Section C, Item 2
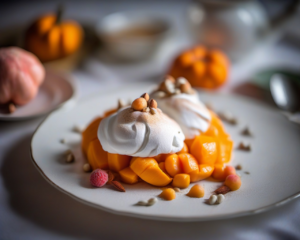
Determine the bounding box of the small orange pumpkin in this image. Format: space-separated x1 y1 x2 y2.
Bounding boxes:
169 46 230 89
25 6 83 62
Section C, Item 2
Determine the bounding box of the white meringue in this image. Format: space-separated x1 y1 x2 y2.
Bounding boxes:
98 107 185 157
151 91 211 139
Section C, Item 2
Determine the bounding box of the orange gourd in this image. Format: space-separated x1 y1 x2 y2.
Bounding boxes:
169 46 230 89
25 6 83 62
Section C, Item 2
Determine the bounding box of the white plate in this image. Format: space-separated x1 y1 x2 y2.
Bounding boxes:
0 70 76 121
31 82 300 222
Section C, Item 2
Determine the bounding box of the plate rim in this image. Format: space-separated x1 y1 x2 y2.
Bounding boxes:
30 82 300 222
0 70 78 121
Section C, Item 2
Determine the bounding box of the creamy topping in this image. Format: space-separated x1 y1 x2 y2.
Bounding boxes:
98 107 185 157
151 91 211 139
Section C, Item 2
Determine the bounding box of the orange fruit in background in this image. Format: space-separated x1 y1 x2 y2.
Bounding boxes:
169 46 230 89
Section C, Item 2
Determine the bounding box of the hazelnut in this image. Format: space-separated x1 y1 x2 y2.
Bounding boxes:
148 99 157 109
131 98 147 111
140 93 150 101
180 82 191 93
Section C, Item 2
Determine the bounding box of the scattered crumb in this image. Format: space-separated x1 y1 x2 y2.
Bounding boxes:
241 127 252 136
66 152 74 163
235 164 242 170
237 142 251 151
73 125 84 133
60 138 66 144
8 103 16 113
244 171 250 175
83 163 92 172
218 111 238 125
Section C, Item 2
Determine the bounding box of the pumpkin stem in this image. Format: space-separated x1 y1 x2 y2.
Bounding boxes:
56 4 64 24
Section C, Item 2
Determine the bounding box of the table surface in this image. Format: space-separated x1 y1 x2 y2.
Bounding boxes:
1 1 300 239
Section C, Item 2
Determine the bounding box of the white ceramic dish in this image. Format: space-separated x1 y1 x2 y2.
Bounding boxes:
0 70 76 121
31 82 300 222
96 11 171 61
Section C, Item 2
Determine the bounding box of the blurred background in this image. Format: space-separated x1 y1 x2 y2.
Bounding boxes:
1 1 300 239
1 0 300 104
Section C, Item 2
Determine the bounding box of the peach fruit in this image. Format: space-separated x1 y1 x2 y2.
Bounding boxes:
187 184 205 198
172 174 190 189
119 167 138 184
225 174 241 191
107 153 131 172
159 188 176 201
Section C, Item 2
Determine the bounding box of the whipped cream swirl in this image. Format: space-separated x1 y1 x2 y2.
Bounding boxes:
151 91 211 139
98 107 185 157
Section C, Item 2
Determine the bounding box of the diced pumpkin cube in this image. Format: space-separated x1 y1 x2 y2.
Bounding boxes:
212 163 226 181
154 153 173 162
158 162 168 175
172 174 190 188
140 165 172 187
184 139 195 148
107 153 131 172
178 153 199 174
216 138 233 163
165 154 183 177
189 164 214 182
87 138 108 170
130 157 157 175
119 167 138 184
81 117 102 155
190 136 217 165
177 142 189 154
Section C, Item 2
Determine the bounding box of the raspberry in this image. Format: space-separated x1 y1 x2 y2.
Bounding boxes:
90 169 108 187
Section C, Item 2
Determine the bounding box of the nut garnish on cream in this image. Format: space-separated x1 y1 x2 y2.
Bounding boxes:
98 93 185 157
151 76 211 139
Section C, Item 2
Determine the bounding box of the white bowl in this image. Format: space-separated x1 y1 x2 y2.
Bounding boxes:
96 12 171 61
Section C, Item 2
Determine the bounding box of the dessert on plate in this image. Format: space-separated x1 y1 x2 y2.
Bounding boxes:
81 79 237 191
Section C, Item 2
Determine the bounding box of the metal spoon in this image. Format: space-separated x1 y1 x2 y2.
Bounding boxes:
270 73 300 112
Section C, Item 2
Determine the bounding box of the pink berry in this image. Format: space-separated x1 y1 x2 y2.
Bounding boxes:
225 174 241 191
90 169 108 187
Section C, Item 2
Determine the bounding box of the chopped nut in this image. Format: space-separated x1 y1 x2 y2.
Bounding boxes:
175 77 187 87
209 195 217 205
118 99 126 109
83 163 92 172
215 185 231 195
173 187 180 192
216 194 225 204
66 153 74 163
73 125 84 133
110 181 126 192
218 111 238 125
147 198 158 206
140 93 150 101
180 82 191 94
136 201 148 206
150 108 156 115
174 89 181 95
237 142 251 151
8 103 16 113
241 127 252 136
142 107 150 112
235 164 242 170
155 91 166 98
148 99 157 108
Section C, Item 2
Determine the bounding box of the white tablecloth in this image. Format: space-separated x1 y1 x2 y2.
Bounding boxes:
1 1 300 239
